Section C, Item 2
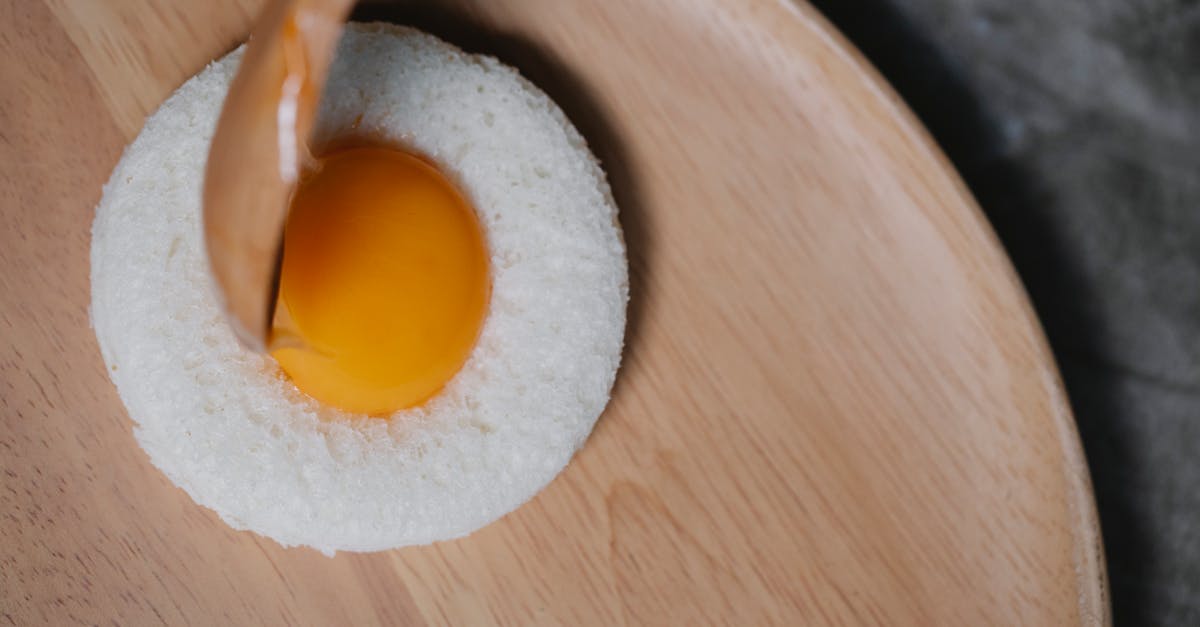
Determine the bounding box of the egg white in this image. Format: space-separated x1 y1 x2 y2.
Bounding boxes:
91 23 627 554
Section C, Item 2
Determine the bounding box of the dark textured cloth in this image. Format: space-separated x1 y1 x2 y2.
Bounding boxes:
806 0 1200 623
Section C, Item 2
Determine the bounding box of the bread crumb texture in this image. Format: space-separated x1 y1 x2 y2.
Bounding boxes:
90 24 627 554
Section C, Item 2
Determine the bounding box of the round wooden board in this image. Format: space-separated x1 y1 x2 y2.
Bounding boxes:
1 0 1107 624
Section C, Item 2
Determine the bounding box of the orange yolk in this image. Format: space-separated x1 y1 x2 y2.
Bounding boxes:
271 146 490 415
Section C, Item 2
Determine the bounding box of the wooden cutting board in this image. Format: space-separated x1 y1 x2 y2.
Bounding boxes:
0 0 1108 624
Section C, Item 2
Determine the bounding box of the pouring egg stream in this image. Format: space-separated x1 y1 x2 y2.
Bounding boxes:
205 2 492 416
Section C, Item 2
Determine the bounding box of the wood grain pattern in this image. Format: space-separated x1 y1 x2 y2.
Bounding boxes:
0 0 1108 624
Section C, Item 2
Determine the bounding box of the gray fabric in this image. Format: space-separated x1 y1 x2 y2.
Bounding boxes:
807 0 1200 623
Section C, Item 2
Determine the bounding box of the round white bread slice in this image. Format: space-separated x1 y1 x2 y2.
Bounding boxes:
91 23 627 554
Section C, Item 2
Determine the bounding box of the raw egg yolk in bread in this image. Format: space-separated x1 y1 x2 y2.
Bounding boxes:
271 146 490 415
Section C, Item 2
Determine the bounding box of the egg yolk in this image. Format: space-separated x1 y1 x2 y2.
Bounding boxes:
270 146 490 415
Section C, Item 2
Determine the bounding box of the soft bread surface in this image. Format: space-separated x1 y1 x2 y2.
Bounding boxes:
90 24 627 554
